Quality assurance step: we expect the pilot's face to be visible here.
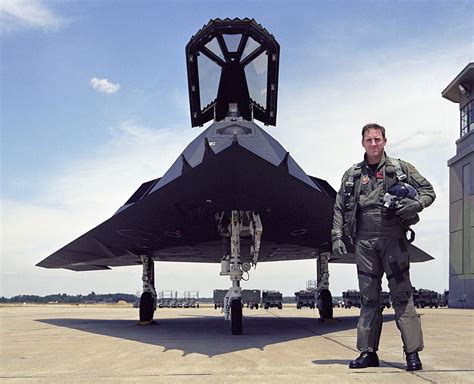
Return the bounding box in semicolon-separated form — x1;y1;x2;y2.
362;128;386;164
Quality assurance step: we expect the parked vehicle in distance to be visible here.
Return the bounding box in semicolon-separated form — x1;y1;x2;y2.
342;290;361;308
295;290;316;309
262;290;283;309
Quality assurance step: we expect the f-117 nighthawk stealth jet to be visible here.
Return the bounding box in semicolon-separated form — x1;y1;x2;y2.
37;18;433;334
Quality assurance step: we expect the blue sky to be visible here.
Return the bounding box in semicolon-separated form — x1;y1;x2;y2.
1;0;473;298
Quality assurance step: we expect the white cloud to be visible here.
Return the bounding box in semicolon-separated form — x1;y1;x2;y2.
41;120;196;213
90;77;121;94
1;0;65;33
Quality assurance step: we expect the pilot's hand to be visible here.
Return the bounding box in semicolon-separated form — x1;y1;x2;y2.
396;198;423;219
332;238;347;258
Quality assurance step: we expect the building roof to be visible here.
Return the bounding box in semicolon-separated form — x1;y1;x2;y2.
442;62;474;103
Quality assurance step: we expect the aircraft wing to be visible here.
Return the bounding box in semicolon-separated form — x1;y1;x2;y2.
37;121;337;271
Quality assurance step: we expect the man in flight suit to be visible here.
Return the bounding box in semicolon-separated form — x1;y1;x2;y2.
332;123;435;371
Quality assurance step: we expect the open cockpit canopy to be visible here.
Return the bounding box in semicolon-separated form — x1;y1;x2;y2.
186;18;279;127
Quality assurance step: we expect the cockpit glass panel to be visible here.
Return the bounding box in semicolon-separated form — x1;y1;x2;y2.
244;51;268;108
204;37;224;60
223;33;242;52
241;36;260;61
197;52;221;108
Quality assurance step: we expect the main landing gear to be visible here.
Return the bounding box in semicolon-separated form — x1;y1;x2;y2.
139;255;157;323
136;214;333;328
316;252;334;320
218;210;262;335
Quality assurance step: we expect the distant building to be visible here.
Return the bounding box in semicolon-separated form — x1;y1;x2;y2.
442;62;474;308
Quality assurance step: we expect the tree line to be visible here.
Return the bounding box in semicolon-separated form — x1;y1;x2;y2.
0;292;139;304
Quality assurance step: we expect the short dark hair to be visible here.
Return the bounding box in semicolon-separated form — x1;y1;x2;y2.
362;123;386;139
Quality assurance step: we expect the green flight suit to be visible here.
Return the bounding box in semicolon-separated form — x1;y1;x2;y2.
332;152;435;354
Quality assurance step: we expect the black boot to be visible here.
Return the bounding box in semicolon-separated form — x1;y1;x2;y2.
406;351;422;371
349;352;380;368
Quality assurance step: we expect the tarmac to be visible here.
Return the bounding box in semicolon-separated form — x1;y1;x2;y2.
1;304;473;383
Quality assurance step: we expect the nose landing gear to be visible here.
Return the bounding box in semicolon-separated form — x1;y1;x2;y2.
219;210;262;335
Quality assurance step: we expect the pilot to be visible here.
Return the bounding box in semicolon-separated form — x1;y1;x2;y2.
331;123;435;371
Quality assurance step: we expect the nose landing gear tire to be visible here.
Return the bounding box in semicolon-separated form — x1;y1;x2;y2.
231;299;243;335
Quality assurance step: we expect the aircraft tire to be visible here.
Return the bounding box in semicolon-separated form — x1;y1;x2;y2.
139;292;154;322
318;289;333;319
231;299;243;335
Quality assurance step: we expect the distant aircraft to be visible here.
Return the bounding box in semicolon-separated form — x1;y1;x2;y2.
37;18;433;334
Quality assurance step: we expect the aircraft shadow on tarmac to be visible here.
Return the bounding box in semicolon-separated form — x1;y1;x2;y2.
37;312;397;357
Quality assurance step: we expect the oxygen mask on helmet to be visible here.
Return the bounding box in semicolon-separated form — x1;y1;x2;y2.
382;182;418;218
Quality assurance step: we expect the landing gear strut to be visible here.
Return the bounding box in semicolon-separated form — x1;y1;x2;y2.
139;255;157;322
316;252;333;320
219;210;262;335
